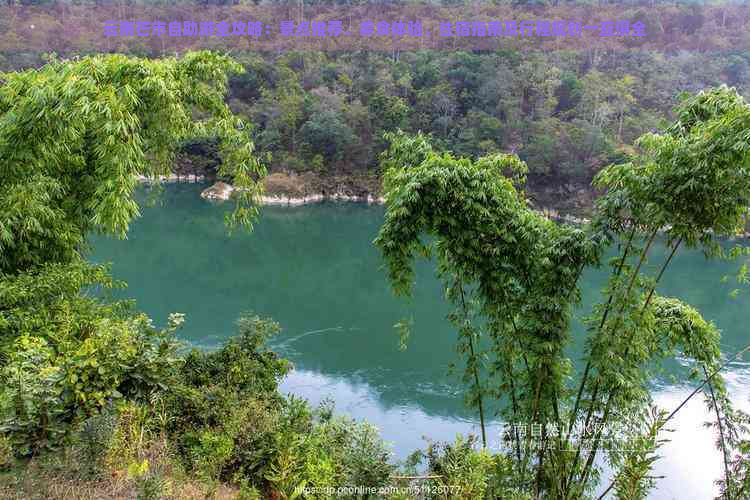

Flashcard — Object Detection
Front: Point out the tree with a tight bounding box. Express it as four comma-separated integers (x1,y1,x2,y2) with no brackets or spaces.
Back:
375,86,750,499
271,64,305,156
454,110,505,159
369,88,409,134
575,71,637,142
299,109,355,165
0,51,264,453
415,83,457,139
0,51,264,276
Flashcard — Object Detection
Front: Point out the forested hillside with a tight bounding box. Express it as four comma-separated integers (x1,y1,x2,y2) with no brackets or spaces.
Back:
4,48,749,196
224,49,750,183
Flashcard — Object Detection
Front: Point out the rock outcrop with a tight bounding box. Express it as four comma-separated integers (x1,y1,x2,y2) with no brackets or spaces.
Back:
200,181,234,201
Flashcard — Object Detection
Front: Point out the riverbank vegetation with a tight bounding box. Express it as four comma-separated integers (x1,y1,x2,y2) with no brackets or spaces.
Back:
0,51,511,499
2,51,750,499
0,311,398,499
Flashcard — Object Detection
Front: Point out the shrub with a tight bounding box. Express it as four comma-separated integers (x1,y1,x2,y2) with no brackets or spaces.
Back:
186,430,234,482
422,435,528,500
0,434,12,471
1,310,398,498
73,409,118,478
0,335,66,455
316,414,394,490
0,313,182,455
162,314,395,498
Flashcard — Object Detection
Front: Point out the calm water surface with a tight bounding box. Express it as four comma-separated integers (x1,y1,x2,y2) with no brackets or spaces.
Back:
90,184,750,500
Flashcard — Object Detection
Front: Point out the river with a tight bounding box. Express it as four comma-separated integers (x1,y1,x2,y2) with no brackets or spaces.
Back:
89,183,750,499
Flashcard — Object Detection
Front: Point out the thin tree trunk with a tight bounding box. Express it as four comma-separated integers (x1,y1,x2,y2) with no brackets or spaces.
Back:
567,225,636,440
568,227,657,488
458,279,486,448
703,364,731,500
579,235,682,487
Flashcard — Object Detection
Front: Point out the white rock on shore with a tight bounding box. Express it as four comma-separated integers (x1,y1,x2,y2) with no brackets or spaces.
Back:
200,181,234,200
259,192,384,205
133,176,747,236
260,193,326,205
136,174,205,183
137,175,383,206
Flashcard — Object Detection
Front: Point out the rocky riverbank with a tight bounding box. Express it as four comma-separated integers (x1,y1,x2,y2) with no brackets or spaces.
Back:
136,172,750,238
193,171,383,205
199,180,385,205
137,174,206,183
136,171,592,224
195,175,590,225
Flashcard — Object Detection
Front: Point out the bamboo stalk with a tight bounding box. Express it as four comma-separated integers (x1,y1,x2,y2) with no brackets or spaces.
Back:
596,343,750,499
458,278,487,449
579,235,682,487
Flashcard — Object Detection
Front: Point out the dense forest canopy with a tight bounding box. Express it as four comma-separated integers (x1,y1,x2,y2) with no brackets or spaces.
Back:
4,48,750,192
209,48,746,205
224,49,750,184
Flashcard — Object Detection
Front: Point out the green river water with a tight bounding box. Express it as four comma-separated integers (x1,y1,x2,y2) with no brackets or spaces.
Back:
89,183,750,499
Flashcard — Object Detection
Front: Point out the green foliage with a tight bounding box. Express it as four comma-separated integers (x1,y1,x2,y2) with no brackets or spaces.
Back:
0,49,399,500
0,314,182,455
375,87,750,499
135,470,168,500
607,407,668,500
7,46,750,187
0,335,66,454
188,429,234,482
426,436,494,499
311,154,325,172
0,434,11,471
576,87,750,497
593,85,750,248
0,264,183,456
0,52,263,274
167,315,288,433
159,314,393,498
0,51,266,466
299,109,356,164
4,46,750,499
73,410,118,479
0,262,121,349
0,260,184,458
106,402,160,473
375,130,598,459
316,412,393,489
234,48,714,183
260,401,394,498
420,435,528,500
